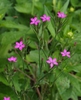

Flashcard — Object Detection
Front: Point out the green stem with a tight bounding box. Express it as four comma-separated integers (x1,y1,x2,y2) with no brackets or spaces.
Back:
38,41,41,74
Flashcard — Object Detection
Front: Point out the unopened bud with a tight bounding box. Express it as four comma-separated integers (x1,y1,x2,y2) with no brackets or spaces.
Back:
67,31,73,37
70,7,75,12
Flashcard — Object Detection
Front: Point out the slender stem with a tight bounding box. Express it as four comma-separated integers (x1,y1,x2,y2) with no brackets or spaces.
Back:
32,76,42,100
15,67,34,81
38,41,41,74
36,88,42,100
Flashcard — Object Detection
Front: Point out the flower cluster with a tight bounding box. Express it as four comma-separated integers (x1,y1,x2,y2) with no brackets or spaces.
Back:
30,14,50,25
8,40,25,62
46,49,70,68
30,12,66,26
8,12,68,68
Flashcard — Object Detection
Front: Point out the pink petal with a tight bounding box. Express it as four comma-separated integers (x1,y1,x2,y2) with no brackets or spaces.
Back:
19,47,23,50
35,20,40,25
20,41,23,45
53,58,58,65
16,42,19,46
8,58,12,62
57,12,66,18
14,45,19,48
34,17,37,21
61,13,66,18
14,42,19,48
54,62,58,65
67,55,70,58
66,52,70,55
66,52,70,58
12,57,17,62
30,18,34,21
48,57,53,62
53,58,56,62
50,63,54,68
46,60,51,64
64,49,67,53
46,16,50,21
4,97,10,100
30,22,35,24
61,52,66,56
22,44,25,48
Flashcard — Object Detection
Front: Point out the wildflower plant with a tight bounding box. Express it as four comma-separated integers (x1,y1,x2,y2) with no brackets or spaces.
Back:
0,0,81,100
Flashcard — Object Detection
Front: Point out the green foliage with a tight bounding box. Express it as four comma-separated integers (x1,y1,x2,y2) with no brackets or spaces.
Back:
0,0,81,100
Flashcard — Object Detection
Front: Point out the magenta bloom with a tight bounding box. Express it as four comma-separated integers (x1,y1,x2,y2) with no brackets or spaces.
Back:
3,97,10,100
40,14,50,22
30,17,40,25
14,41,25,51
46,57,58,68
8,56,17,62
61,49,70,58
57,11,66,18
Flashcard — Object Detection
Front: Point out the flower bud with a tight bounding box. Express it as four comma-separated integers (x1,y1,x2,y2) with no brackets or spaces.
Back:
67,31,73,37
70,7,75,12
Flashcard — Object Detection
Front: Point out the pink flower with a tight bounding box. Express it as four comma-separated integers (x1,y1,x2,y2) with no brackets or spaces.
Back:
57,11,66,18
8,56,17,62
40,14,50,22
3,97,10,100
61,49,70,58
30,17,40,25
14,41,25,51
46,57,58,68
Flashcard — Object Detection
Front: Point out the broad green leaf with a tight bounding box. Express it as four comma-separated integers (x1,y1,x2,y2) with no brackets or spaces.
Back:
0,30,27,45
0,45,11,57
26,50,47,63
0,73,9,86
55,70,81,100
52,50,60,59
0,57,8,70
0,20,28,30
15,3,32,14
71,0,81,7
55,71,70,100
0,0,11,19
0,82,18,100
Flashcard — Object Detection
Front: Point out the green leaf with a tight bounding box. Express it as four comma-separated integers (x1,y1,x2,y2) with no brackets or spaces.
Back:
55,71,70,100
71,0,81,7
55,70,81,100
0,0,11,19
26,50,47,63
0,20,28,30
0,30,27,45
45,6,55,37
0,73,9,86
0,44,11,57
15,2,32,14
60,0,69,12
0,57,8,69
12,73,21,92
0,82,18,100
